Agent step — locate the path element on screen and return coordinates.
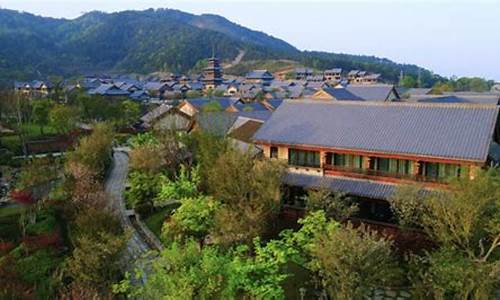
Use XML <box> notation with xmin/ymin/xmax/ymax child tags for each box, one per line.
<box><xmin>105</xmin><ymin>149</ymin><xmax>167</xmax><ymax>285</ymax></box>
<box><xmin>223</xmin><ymin>49</ymin><xmax>246</xmax><ymax>69</ymax></box>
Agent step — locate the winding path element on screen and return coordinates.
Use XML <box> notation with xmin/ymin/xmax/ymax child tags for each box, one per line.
<box><xmin>106</xmin><ymin>150</ymin><xmax>151</xmax><ymax>258</ymax></box>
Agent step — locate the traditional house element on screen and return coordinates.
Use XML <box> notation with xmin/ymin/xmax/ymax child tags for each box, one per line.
<box><xmin>88</xmin><ymin>84</ymin><xmax>130</xmax><ymax>97</ymax></box>
<box><xmin>253</xmin><ymin>100</ymin><xmax>500</xmax><ymax>225</ymax></box>
<box><xmin>245</xmin><ymin>70</ymin><xmax>274</xmax><ymax>85</ymax></box>
<box><xmin>144</xmin><ymin>81</ymin><xmax>172</xmax><ymax>98</ymax></box>
<box><xmin>345</xmin><ymin>84</ymin><xmax>400</xmax><ymax>101</ymax></box>
<box><xmin>14</xmin><ymin>80</ymin><xmax>53</xmax><ymax>97</ymax></box>
<box><xmin>324</xmin><ymin>68</ymin><xmax>342</xmax><ymax>81</ymax></box>
<box><xmin>312</xmin><ymin>87</ymin><xmax>363</xmax><ymax>101</ymax></box>
<box><xmin>295</xmin><ymin>68</ymin><xmax>314</xmax><ymax>80</ymax></box>
<box><xmin>140</xmin><ymin>104</ymin><xmax>193</xmax><ymax>131</ymax></box>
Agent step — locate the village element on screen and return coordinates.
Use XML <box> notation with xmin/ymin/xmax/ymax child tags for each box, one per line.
<box><xmin>2</xmin><ymin>34</ymin><xmax>500</xmax><ymax>300</ymax></box>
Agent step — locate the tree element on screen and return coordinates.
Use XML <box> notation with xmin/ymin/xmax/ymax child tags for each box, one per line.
<box><xmin>161</xmin><ymin>195</ymin><xmax>219</xmax><ymax>245</ymax></box>
<box><xmin>119</xmin><ymin>100</ymin><xmax>141</xmax><ymax>125</ymax></box>
<box><xmin>306</xmin><ymin>188</ymin><xmax>358</xmax><ymax>222</ymax></box>
<box><xmin>66</xmin><ymin>123</ymin><xmax>114</xmax><ymax>177</ymax></box>
<box><xmin>390</xmin><ymin>169</ymin><xmax>500</xmax><ymax>298</ymax></box>
<box><xmin>400</xmin><ymin>75</ymin><xmax>418</xmax><ymax>88</ymax></box>
<box><xmin>49</xmin><ymin>104</ymin><xmax>77</xmax><ymax>134</ymax></box>
<box><xmin>125</xmin><ymin>171</ymin><xmax>162</xmax><ymax>214</ymax></box>
<box><xmin>309</xmin><ymin>223</ymin><xmax>400</xmax><ymax>299</ymax></box>
<box><xmin>32</xmin><ymin>99</ymin><xmax>54</xmax><ymax>134</ymax></box>
<box><xmin>129</xmin><ymin>144</ymin><xmax>165</xmax><ymax>174</ymax></box>
<box><xmin>207</xmin><ymin>148</ymin><xmax>284</xmax><ymax>246</ymax></box>
<box><xmin>154</xmin><ymin>165</ymin><xmax>200</xmax><ymax>207</ymax></box>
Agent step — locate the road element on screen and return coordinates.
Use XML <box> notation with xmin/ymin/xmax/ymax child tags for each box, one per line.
<box><xmin>105</xmin><ymin>150</ymin><xmax>152</xmax><ymax>275</ymax></box>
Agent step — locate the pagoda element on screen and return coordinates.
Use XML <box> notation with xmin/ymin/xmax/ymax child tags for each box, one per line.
<box><xmin>202</xmin><ymin>56</ymin><xmax>223</xmax><ymax>90</ymax></box>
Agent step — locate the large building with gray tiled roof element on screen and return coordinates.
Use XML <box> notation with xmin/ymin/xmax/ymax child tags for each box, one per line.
<box><xmin>253</xmin><ymin>99</ymin><xmax>500</xmax><ymax>224</ymax></box>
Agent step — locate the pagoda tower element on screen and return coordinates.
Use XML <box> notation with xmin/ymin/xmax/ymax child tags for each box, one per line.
<box><xmin>202</xmin><ymin>56</ymin><xmax>223</xmax><ymax>90</ymax></box>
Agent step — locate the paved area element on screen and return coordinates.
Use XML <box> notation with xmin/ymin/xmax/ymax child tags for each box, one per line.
<box><xmin>105</xmin><ymin>150</ymin><xmax>151</xmax><ymax>274</ymax></box>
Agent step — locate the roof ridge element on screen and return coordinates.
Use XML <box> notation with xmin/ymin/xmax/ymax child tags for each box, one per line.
<box><xmin>288</xmin><ymin>98</ymin><xmax>500</xmax><ymax>110</ymax></box>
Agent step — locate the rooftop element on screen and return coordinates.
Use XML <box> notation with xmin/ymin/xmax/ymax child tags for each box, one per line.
<box><xmin>253</xmin><ymin>100</ymin><xmax>500</xmax><ymax>162</ymax></box>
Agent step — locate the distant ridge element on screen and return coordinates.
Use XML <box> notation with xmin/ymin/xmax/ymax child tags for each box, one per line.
<box><xmin>0</xmin><ymin>8</ymin><xmax>439</xmax><ymax>86</ymax></box>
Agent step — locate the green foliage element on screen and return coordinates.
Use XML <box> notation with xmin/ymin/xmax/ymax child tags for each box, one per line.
<box><xmin>66</xmin><ymin>123</ymin><xmax>114</xmax><ymax>177</ymax></box>
<box><xmin>120</xmin><ymin>100</ymin><xmax>141</xmax><ymax>125</ymax></box>
<box><xmin>15</xmin><ymin>248</ymin><xmax>62</xmax><ymax>285</ymax></box>
<box><xmin>125</xmin><ymin>171</ymin><xmax>162</xmax><ymax>213</ymax></box>
<box><xmin>201</xmin><ymin>100</ymin><xmax>224</xmax><ymax>112</ymax></box>
<box><xmin>115</xmin><ymin>239</ymin><xmax>289</xmax><ymax>299</ymax></box>
<box><xmin>185</xmin><ymin>90</ymin><xmax>203</xmax><ymax>98</ymax></box>
<box><xmin>31</xmin><ymin>99</ymin><xmax>54</xmax><ymax>134</ymax></box>
<box><xmin>400</xmin><ymin>75</ymin><xmax>418</xmax><ymax>88</ymax></box>
<box><xmin>15</xmin><ymin>156</ymin><xmax>60</xmax><ymax>190</ymax></box>
<box><xmin>309</xmin><ymin>223</ymin><xmax>400</xmax><ymax>299</ymax></box>
<box><xmin>161</xmin><ymin>195</ymin><xmax>220</xmax><ymax>244</ymax></box>
<box><xmin>154</xmin><ymin>165</ymin><xmax>200</xmax><ymax>207</ymax></box>
<box><xmin>431</xmin><ymin>77</ymin><xmax>495</xmax><ymax>94</ymax></box>
<box><xmin>390</xmin><ymin>170</ymin><xmax>500</xmax><ymax>298</ymax></box>
<box><xmin>306</xmin><ymin>188</ymin><xmax>358</xmax><ymax>222</ymax></box>
<box><xmin>49</xmin><ymin>104</ymin><xmax>78</xmax><ymax>134</ymax></box>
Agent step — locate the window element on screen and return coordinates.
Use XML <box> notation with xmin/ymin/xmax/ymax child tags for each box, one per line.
<box><xmin>270</xmin><ymin>146</ymin><xmax>278</xmax><ymax>159</ymax></box>
<box><xmin>422</xmin><ymin>162</ymin><xmax>462</xmax><ymax>179</ymax></box>
<box><xmin>288</xmin><ymin>149</ymin><xmax>320</xmax><ymax>168</ymax></box>
<box><xmin>329</xmin><ymin>153</ymin><xmax>364</xmax><ymax>169</ymax></box>
<box><xmin>373</xmin><ymin>158</ymin><xmax>413</xmax><ymax>175</ymax></box>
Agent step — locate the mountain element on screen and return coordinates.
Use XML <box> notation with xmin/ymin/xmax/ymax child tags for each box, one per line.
<box><xmin>0</xmin><ymin>8</ymin><xmax>440</xmax><ymax>86</ymax></box>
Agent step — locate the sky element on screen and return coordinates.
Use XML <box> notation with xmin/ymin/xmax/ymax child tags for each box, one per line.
<box><xmin>1</xmin><ymin>0</ymin><xmax>499</xmax><ymax>81</ymax></box>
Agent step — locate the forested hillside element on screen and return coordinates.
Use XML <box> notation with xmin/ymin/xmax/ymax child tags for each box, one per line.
<box><xmin>0</xmin><ymin>8</ymin><xmax>440</xmax><ymax>86</ymax></box>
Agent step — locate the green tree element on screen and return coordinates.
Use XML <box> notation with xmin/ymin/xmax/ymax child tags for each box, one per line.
<box><xmin>161</xmin><ymin>195</ymin><xmax>220</xmax><ymax>245</ymax></box>
<box><xmin>125</xmin><ymin>171</ymin><xmax>162</xmax><ymax>214</ymax></box>
<box><xmin>154</xmin><ymin>165</ymin><xmax>200</xmax><ymax>207</ymax></box>
<box><xmin>390</xmin><ymin>170</ymin><xmax>500</xmax><ymax>298</ymax></box>
<box><xmin>310</xmin><ymin>223</ymin><xmax>400</xmax><ymax>299</ymax></box>
<box><xmin>66</xmin><ymin>123</ymin><xmax>114</xmax><ymax>177</ymax></box>
<box><xmin>49</xmin><ymin>104</ymin><xmax>78</xmax><ymax>134</ymax></box>
<box><xmin>32</xmin><ymin>99</ymin><xmax>54</xmax><ymax>135</ymax></box>
<box><xmin>207</xmin><ymin>148</ymin><xmax>284</xmax><ymax>246</ymax></box>
<box><xmin>400</xmin><ymin>75</ymin><xmax>418</xmax><ymax>88</ymax></box>
<box><xmin>120</xmin><ymin>100</ymin><xmax>141</xmax><ymax>125</ymax></box>
<box><xmin>306</xmin><ymin>188</ymin><xmax>358</xmax><ymax>222</ymax></box>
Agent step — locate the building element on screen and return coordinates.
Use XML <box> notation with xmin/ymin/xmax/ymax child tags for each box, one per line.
<box><xmin>324</xmin><ymin>68</ymin><xmax>342</xmax><ymax>81</ymax></box>
<box><xmin>245</xmin><ymin>70</ymin><xmax>274</xmax><ymax>85</ymax></box>
<box><xmin>295</xmin><ymin>68</ymin><xmax>314</xmax><ymax>80</ymax></box>
<box><xmin>253</xmin><ymin>100</ymin><xmax>500</xmax><ymax>225</ymax></box>
<box><xmin>14</xmin><ymin>80</ymin><xmax>53</xmax><ymax>97</ymax></box>
<box><xmin>202</xmin><ymin>56</ymin><xmax>223</xmax><ymax>90</ymax></box>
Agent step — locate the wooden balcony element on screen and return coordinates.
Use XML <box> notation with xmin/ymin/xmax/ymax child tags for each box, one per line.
<box><xmin>323</xmin><ymin>164</ymin><xmax>446</xmax><ymax>184</ymax></box>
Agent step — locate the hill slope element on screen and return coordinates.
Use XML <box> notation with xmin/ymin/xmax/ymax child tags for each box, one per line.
<box><xmin>0</xmin><ymin>8</ymin><xmax>439</xmax><ymax>86</ymax></box>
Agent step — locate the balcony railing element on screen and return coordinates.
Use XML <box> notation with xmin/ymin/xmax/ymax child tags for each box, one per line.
<box><xmin>323</xmin><ymin>164</ymin><xmax>446</xmax><ymax>183</ymax></box>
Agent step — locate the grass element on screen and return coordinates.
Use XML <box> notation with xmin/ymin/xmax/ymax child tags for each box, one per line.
<box><xmin>0</xmin><ymin>123</ymin><xmax>58</xmax><ymax>155</ymax></box>
<box><xmin>0</xmin><ymin>206</ymin><xmax>22</xmax><ymax>241</ymax></box>
<box><xmin>143</xmin><ymin>204</ymin><xmax>179</xmax><ymax>237</ymax></box>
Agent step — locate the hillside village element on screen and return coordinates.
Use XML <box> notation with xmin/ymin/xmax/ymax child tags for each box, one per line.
<box><xmin>1</xmin><ymin>8</ymin><xmax>500</xmax><ymax>300</ymax></box>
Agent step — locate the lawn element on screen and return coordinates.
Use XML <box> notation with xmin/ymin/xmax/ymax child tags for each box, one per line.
<box><xmin>143</xmin><ymin>204</ymin><xmax>179</xmax><ymax>237</ymax></box>
<box><xmin>0</xmin><ymin>123</ymin><xmax>58</xmax><ymax>155</ymax></box>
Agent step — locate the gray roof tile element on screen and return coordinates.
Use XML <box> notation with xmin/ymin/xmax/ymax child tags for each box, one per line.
<box><xmin>253</xmin><ymin>100</ymin><xmax>499</xmax><ymax>161</ymax></box>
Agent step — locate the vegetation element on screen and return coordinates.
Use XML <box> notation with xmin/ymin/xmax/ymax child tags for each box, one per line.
<box><xmin>389</xmin><ymin>169</ymin><xmax>500</xmax><ymax>298</ymax></box>
<box><xmin>0</xmin><ymin>8</ymin><xmax>447</xmax><ymax>87</ymax></box>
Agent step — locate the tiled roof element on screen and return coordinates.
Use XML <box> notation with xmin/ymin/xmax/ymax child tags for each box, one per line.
<box><xmin>415</xmin><ymin>95</ymin><xmax>500</xmax><ymax>105</ymax></box>
<box><xmin>283</xmin><ymin>172</ymin><xmax>396</xmax><ymax>200</ymax></box>
<box><xmin>346</xmin><ymin>84</ymin><xmax>398</xmax><ymax>101</ymax></box>
<box><xmin>319</xmin><ymin>87</ymin><xmax>364</xmax><ymax>101</ymax></box>
<box><xmin>140</xmin><ymin>104</ymin><xmax>173</xmax><ymax>124</ymax></box>
<box><xmin>246</xmin><ymin>70</ymin><xmax>274</xmax><ymax>80</ymax></box>
<box><xmin>253</xmin><ymin>100</ymin><xmax>499</xmax><ymax>161</ymax></box>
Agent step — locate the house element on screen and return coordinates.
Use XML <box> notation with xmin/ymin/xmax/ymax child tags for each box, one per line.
<box><xmin>295</xmin><ymin>68</ymin><xmax>314</xmax><ymax>80</ymax></box>
<box><xmin>88</xmin><ymin>84</ymin><xmax>130</xmax><ymax>97</ymax></box>
<box><xmin>312</xmin><ymin>87</ymin><xmax>363</xmax><ymax>101</ymax></box>
<box><xmin>144</xmin><ymin>81</ymin><xmax>172</xmax><ymax>98</ymax></box>
<box><xmin>413</xmin><ymin>94</ymin><xmax>500</xmax><ymax>105</ymax></box>
<box><xmin>140</xmin><ymin>104</ymin><xmax>193</xmax><ymax>131</ymax></box>
<box><xmin>324</xmin><ymin>68</ymin><xmax>342</xmax><ymax>81</ymax></box>
<box><xmin>345</xmin><ymin>84</ymin><xmax>400</xmax><ymax>101</ymax></box>
<box><xmin>129</xmin><ymin>90</ymin><xmax>150</xmax><ymax>102</ymax></box>
<box><xmin>177</xmin><ymin>97</ymin><xmax>241</xmax><ymax>117</ymax></box>
<box><xmin>14</xmin><ymin>80</ymin><xmax>53</xmax><ymax>97</ymax></box>
<box><xmin>193</xmin><ymin>110</ymin><xmax>272</xmax><ymax>137</ymax></box>
<box><xmin>245</xmin><ymin>70</ymin><xmax>274</xmax><ymax>85</ymax></box>
<box><xmin>253</xmin><ymin>100</ymin><xmax>500</xmax><ymax>225</ymax></box>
